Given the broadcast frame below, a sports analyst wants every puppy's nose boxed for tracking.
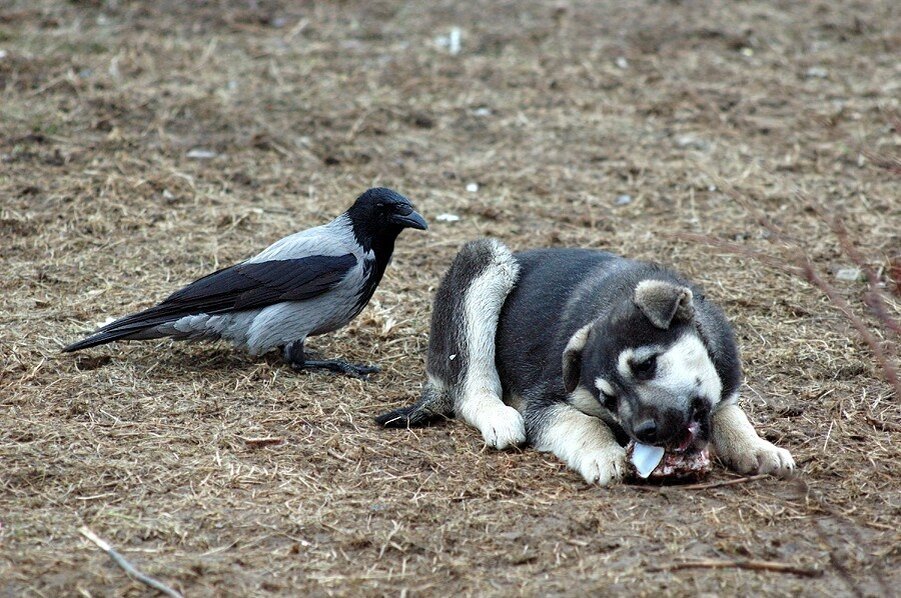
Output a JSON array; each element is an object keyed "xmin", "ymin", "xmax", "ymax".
[{"xmin": 634, "ymin": 419, "xmax": 658, "ymax": 444}]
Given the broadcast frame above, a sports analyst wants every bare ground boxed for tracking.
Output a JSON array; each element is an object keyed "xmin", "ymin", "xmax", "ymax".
[{"xmin": 1, "ymin": 0, "xmax": 899, "ymax": 596}]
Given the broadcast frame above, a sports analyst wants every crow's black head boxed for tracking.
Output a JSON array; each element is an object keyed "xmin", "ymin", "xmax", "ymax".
[{"xmin": 346, "ymin": 187, "xmax": 427, "ymax": 250}]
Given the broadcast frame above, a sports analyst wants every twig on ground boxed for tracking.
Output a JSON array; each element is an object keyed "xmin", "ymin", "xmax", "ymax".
[
  {"xmin": 865, "ymin": 415, "xmax": 901, "ymax": 433},
  {"xmin": 632, "ymin": 474, "xmax": 768, "ymax": 492},
  {"xmin": 798, "ymin": 260, "xmax": 900, "ymax": 396},
  {"xmin": 240, "ymin": 436, "xmax": 285, "ymax": 447},
  {"xmin": 78, "ymin": 527, "xmax": 183, "ymax": 598},
  {"xmin": 675, "ymin": 474, "xmax": 768, "ymax": 491},
  {"xmin": 795, "ymin": 480, "xmax": 891, "ymax": 598},
  {"xmin": 812, "ymin": 199, "xmax": 901, "ymax": 339},
  {"xmin": 679, "ymin": 177, "xmax": 901, "ymax": 398},
  {"xmin": 860, "ymin": 149, "xmax": 901, "ymax": 175},
  {"xmin": 651, "ymin": 558, "xmax": 822, "ymax": 577},
  {"xmin": 676, "ymin": 232, "xmax": 800, "ymax": 272}
]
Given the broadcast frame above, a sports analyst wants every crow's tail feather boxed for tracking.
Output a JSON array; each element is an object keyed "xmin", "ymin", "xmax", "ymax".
[
  {"xmin": 61, "ymin": 323, "xmax": 170, "ymax": 352},
  {"xmin": 61, "ymin": 306, "xmax": 178, "ymax": 353},
  {"xmin": 63, "ymin": 329, "xmax": 143, "ymax": 352}
]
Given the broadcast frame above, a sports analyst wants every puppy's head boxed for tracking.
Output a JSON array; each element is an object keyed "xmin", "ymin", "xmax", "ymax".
[{"xmin": 563, "ymin": 280, "xmax": 721, "ymax": 450}]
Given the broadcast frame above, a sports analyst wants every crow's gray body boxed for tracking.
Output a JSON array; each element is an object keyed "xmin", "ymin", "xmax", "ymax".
[
  {"xmin": 64, "ymin": 188, "xmax": 427, "ymax": 376},
  {"xmin": 123, "ymin": 216, "xmax": 373, "ymax": 355}
]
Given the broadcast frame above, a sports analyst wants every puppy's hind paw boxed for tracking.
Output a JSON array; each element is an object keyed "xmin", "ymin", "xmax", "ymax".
[
  {"xmin": 575, "ymin": 445, "xmax": 627, "ymax": 486},
  {"xmin": 479, "ymin": 404, "xmax": 526, "ymax": 450}
]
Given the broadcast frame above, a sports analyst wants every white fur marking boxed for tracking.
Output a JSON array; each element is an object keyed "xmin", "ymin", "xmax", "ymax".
[
  {"xmin": 565, "ymin": 324, "xmax": 592, "ymax": 355},
  {"xmin": 533, "ymin": 404, "xmax": 626, "ymax": 486},
  {"xmin": 455, "ymin": 241, "xmax": 524, "ymax": 449},
  {"xmin": 651, "ymin": 334, "xmax": 722, "ymax": 407},
  {"xmin": 616, "ymin": 346, "xmax": 658, "ymax": 380},
  {"xmin": 617, "ymin": 348, "xmax": 635, "ymax": 379},
  {"xmin": 594, "ymin": 377, "xmax": 615, "ymax": 397}
]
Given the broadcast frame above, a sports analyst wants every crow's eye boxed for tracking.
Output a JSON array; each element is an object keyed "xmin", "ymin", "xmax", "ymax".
[
  {"xmin": 631, "ymin": 354, "xmax": 657, "ymax": 380},
  {"xmin": 600, "ymin": 390, "xmax": 618, "ymax": 411}
]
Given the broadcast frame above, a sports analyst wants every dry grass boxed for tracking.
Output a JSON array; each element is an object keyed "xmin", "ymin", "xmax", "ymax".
[{"xmin": 1, "ymin": 0, "xmax": 898, "ymax": 595}]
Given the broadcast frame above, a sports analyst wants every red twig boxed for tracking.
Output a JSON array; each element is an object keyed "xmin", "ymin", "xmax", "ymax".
[
  {"xmin": 690, "ymin": 176, "xmax": 900, "ymax": 398},
  {"xmin": 798, "ymin": 260, "xmax": 900, "ymax": 396}
]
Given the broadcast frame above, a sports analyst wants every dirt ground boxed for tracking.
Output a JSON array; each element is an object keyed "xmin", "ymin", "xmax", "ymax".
[{"xmin": 1, "ymin": 0, "xmax": 898, "ymax": 595}]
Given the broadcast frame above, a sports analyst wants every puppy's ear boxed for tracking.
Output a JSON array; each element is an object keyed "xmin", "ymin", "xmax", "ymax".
[
  {"xmin": 634, "ymin": 280, "xmax": 694, "ymax": 329},
  {"xmin": 562, "ymin": 324, "xmax": 592, "ymax": 394}
]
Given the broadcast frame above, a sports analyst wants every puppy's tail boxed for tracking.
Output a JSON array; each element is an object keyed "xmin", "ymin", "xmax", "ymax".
[
  {"xmin": 375, "ymin": 382, "xmax": 452, "ymax": 428},
  {"xmin": 375, "ymin": 238, "xmax": 519, "ymax": 428}
]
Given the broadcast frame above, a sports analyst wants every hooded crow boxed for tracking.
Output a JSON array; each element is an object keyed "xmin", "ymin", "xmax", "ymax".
[{"xmin": 62, "ymin": 187, "xmax": 428, "ymax": 377}]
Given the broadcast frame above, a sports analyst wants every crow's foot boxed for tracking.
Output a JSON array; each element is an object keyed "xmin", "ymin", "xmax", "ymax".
[{"xmin": 294, "ymin": 359, "xmax": 380, "ymax": 379}]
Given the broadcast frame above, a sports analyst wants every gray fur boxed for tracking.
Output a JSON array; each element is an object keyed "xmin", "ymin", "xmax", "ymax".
[
  {"xmin": 377, "ymin": 239, "xmax": 795, "ymax": 484},
  {"xmin": 376, "ymin": 238, "xmax": 519, "ymax": 431},
  {"xmin": 633, "ymin": 280, "xmax": 695, "ymax": 330}
]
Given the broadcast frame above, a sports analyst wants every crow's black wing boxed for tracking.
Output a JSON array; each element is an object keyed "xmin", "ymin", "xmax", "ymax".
[
  {"xmin": 62, "ymin": 254, "xmax": 357, "ymax": 351},
  {"xmin": 165, "ymin": 253, "xmax": 357, "ymax": 312}
]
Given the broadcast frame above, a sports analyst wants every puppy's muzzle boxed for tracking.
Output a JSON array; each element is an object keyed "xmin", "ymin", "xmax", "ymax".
[{"xmin": 631, "ymin": 395, "xmax": 711, "ymax": 450}]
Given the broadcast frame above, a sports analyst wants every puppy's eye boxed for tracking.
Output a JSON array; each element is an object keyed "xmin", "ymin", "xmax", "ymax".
[{"xmin": 631, "ymin": 355, "xmax": 657, "ymax": 380}]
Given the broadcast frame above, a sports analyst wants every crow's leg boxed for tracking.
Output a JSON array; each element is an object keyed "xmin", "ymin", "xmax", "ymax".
[{"xmin": 282, "ymin": 341, "xmax": 379, "ymax": 378}]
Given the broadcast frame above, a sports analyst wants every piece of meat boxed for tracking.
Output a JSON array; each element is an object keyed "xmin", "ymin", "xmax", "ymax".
[{"xmin": 626, "ymin": 441, "xmax": 712, "ymax": 482}]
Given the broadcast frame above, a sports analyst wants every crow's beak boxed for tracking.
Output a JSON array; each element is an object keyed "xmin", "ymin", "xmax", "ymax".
[{"xmin": 391, "ymin": 209, "xmax": 428, "ymax": 230}]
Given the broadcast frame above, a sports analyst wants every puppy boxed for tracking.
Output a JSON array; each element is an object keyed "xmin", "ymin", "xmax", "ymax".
[{"xmin": 377, "ymin": 239, "xmax": 795, "ymax": 485}]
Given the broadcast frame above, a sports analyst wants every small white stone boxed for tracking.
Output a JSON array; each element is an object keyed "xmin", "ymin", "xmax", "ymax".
[
  {"xmin": 436, "ymin": 213, "xmax": 461, "ymax": 222},
  {"xmin": 835, "ymin": 267, "xmax": 861, "ymax": 282},
  {"xmin": 473, "ymin": 107, "xmax": 492, "ymax": 117},
  {"xmin": 448, "ymin": 27, "xmax": 462, "ymax": 55},
  {"xmin": 187, "ymin": 148, "xmax": 217, "ymax": 160},
  {"xmin": 805, "ymin": 67, "xmax": 828, "ymax": 79},
  {"xmin": 108, "ymin": 56, "xmax": 121, "ymax": 78},
  {"xmin": 615, "ymin": 56, "xmax": 629, "ymax": 69},
  {"xmin": 466, "ymin": 182, "xmax": 479, "ymax": 193},
  {"xmin": 615, "ymin": 194, "xmax": 632, "ymax": 206},
  {"xmin": 676, "ymin": 135, "xmax": 709, "ymax": 150},
  {"xmin": 435, "ymin": 27, "xmax": 463, "ymax": 55}
]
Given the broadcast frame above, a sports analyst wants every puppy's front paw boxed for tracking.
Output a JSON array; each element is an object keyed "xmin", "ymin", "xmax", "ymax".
[
  {"xmin": 712, "ymin": 404, "xmax": 796, "ymax": 480},
  {"xmin": 574, "ymin": 445, "xmax": 627, "ymax": 486},
  {"xmin": 725, "ymin": 440, "xmax": 796, "ymax": 479},
  {"xmin": 479, "ymin": 404, "xmax": 526, "ymax": 450}
]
